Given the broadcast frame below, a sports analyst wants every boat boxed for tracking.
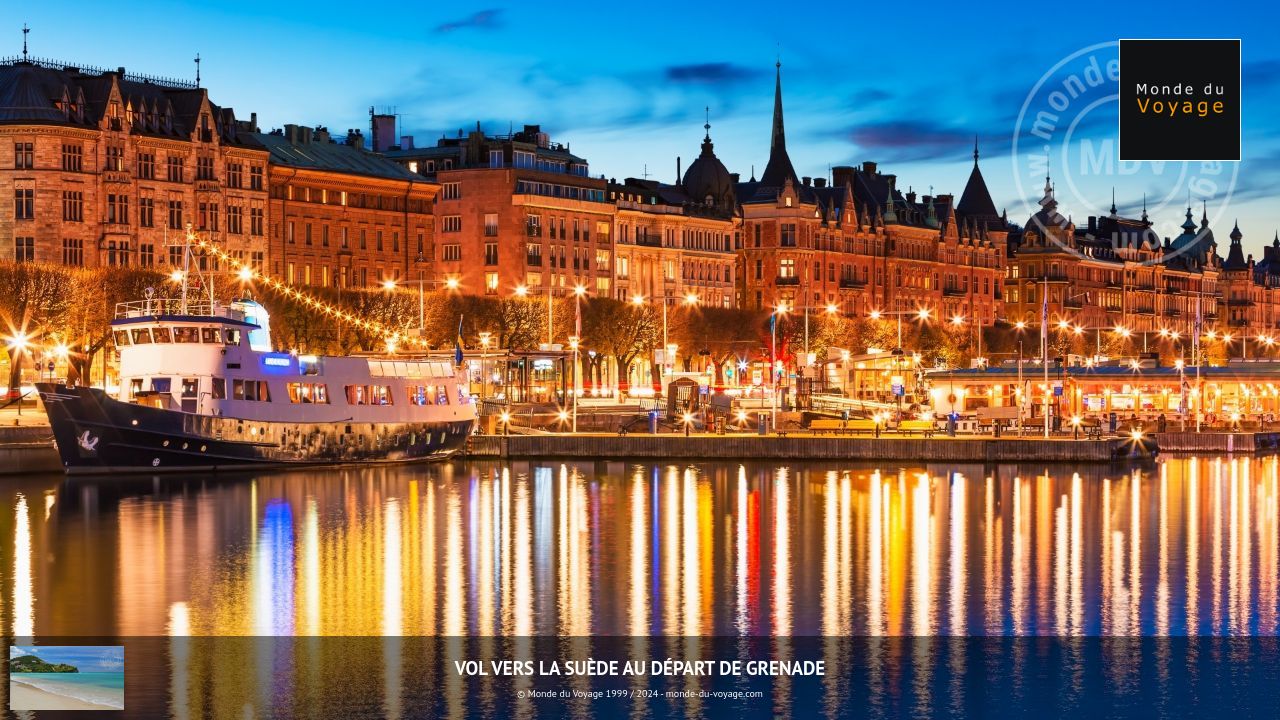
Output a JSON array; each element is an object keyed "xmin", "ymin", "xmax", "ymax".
[{"xmin": 37, "ymin": 255, "xmax": 475, "ymax": 474}]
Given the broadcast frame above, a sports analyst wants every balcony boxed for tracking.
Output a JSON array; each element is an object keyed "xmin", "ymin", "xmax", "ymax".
[
  {"xmin": 1164, "ymin": 308, "xmax": 1181, "ymax": 317},
  {"xmin": 526, "ymin": 225, "xmax": 542, "ymax": 237},
  {"xmin": 526, "ymin": 256, "xmax": 542, "ymax": 267},
  {"xmin": 636, "ymin": 236, "xmax": 662, "ymax": 248},
  {"xmin": 1135, "ymin": 307, "xmax": 1155, "ymax": 315},
  {"xmin": 103, "ymin": 170, "xmax": 130, "ymax": 184},
  {"xmin": 942, "ymin": 287, "xmax": 966, "ymax": 297},
  {"xmin": 838, "ymin": 277, "xmax": 866, "ymax": 289},
  {"xmin": 196, "ymin": 180, "xmax": 220, "ymax": 193},
  {"xmin": 776, "ymin": 276, "xmax": 800, "ymax": 286},
  {"xmin": 1228, "ymin": 298, "xmax": 1254, "ymax": 307}
]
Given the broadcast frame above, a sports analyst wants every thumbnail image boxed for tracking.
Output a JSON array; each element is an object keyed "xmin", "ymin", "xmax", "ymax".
[{"xmin": 8, "ymin": 645, "xmax": 124, "ymax": 711}]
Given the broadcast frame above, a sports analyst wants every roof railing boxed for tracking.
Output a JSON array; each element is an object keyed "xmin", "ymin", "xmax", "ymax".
[{"xmin": 0, "ymin": 56, "xmax": 198, "ymax": 89}]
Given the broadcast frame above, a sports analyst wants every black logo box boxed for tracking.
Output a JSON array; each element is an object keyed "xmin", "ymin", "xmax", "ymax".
[{"xmin": 1119, "ymin": 39, "xmax": 1240, "ymax": 161}]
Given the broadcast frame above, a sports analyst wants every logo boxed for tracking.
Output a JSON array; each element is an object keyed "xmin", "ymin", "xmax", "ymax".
[
  {"xmin": 76, "ymin": 430, "xmax": 99, "ymax": 453},
  {"xmin": 1119, "ymin": 39, "xmax": 1241, "ymax": 161},
  {"xmin": 1012, "ymin": 41, "xmax": 1239, "ymax": 267}
]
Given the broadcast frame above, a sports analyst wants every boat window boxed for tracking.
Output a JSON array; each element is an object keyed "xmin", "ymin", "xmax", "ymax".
[
  {"xmin": 232, "ymin": 379, "xmax": 271, "ymax": 402},
  {"xmin": 128, "ymin": 378, "xmax": 143, "ymax": 399},
  {"xmin": 212, "ymin": 378, "xmax": 226, "ymax": 400},
  {"xmin": 131, "ymin": 328, "xmax": 153, "ymax": 344},
  {"xmin": 287, "ymin": 382, "xmax": 329, "ymax": 404},
  {"xmin": 174, "ymin": 327, "xmax": 199, "ymax": 343},
  {"xmin": 298, "ymin": 356, "xmax": 319, "ymax": 375},
  {"xmin": 152, "ymin": 327, "xmax": 173, "ymax": 343},
  {"xmin": 457, "ymin": 386, "xmax": 470, "ymax": 405},
  {"xmin": 181, "ymin": 378, "xmax": 199, "ymax": 398},
  {"xmin": 436, "ymin": 385, "xmax": 449, "ymax": 405},
  {"xmin": 152, "ymin": 377, "xmax": 172, "ymax": 393},
  {"xmin": 345, "ymin": 384, "xmax": 393, "ymax": 405},
  {"xmin": 113, "ymin": 330, "xmax": 131, "ymax": 347},
  {"xmin": 201, "ymin": 327, "xmax": 221, "ymax": 343},
  {"xmin": 407, "ymin": 385, "xmax": 430, "ymax": 406},
  {"xmin": 224, "ymin": 329, "xmax": 241, "ymax": 346}
]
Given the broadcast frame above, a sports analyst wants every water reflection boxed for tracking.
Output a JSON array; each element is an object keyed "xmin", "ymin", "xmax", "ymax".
[{"xmin": 4, "ymin": 457, "xmax": 1280, "ymax": 640}]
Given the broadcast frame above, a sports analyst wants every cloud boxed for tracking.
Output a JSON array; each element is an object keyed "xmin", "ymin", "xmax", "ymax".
[
  {"xmin": 847, "ymin": 120, "xmax": 985, "ymax": 162},
  {"xmin": 664, "ymin": 63, "xmax": 762, "ymax": 85},
  {"xmin": 435, "ymin": 9, "xmax": 503, "ymax": 33},
  {"xmin": 849, "ymin": 88, "xmax": 891, "ymax": 106},
  {"xmin": 1244, "ymin": 60, "xmax": 1280, "ymax": 89},
  {"xmin": 9, "ymin": 647, "xmax": 33, "ymax": 659}
]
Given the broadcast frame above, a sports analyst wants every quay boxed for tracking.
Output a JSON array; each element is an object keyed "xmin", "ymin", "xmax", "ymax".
[{"xmin": 466, "ymin": 433, "xmax": 1144, "ymax": 463}]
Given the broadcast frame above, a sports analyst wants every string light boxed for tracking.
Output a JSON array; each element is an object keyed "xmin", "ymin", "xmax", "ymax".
[{"xmin": 192, "ymin": 238, "xmax": 436, "ymax": 350}]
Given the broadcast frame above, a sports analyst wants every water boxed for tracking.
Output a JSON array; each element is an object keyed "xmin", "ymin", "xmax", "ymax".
[
  {"xmin": 9, "ymin": 672, "xmax": 125, "ymax": 709},
  {"xmin": 4, "ymin": 456, "xmax": 1280, "ymax": 718}
]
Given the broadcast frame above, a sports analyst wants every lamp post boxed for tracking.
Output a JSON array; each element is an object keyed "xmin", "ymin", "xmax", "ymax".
[
  {"xmin": 771, "ymin": 302, "xmax": 788, "ymax": 418},
  {"xmin": 478, "ymin": 331, "xmax": 492, "ymax": 405},
  {"xmin": 868, "ymin": 307, "xmax": 931, "ymax": 355},
  {"xmin": 569, "ymin": 335, "xmax": 580, "ymax": 433},
  {"xmin": 570, "ymin": 285, "xmax": 586, "ymax": 433}
]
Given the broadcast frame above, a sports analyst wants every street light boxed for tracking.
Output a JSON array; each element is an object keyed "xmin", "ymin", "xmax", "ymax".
[
  {"xmin": 478, "ymin": 331, "xmax": 492, "ymax": 405},
  {"xmin": 771, "ymin": 302, "xmax": 789, "ymax": 419},
  {"xmin": 382, "ymin": 279, "xmax": 397, "ymax": 291},
  {"xmin": 237, "ymin": 266, "xmax": 254, "ymax": 282},
  {"xmin": 569, "ymin": 334, "xmax": 580, "ymax": 433}
]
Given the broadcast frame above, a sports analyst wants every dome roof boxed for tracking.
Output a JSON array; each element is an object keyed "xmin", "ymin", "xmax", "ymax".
[{"xmin": 682, "ymin": 126, "xmax": 734, "ymax": 210}]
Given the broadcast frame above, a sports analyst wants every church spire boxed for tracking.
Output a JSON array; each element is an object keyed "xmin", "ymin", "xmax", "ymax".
[
  {"xmin": 957, "ymin": 136, "xmax": 999, "ymax": 222},
  {"xmin": 1109, "ymin": 188, "xmax": 1117, "ymax": 217},
  {"xmin": 759, "ymin": 60, "xmax": 798, "ymax": 188}
]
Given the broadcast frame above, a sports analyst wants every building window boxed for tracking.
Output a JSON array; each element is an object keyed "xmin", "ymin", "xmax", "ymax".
[
  {"xmin": 615, "ymin": 256, "xmax": 628, "ymax": 279},
  {"xmin": 137, "ymin": 153, "xmax": 155, "ymax": 180},
  {"xmin": 60, "ymin": 143, "xmax": 83, "ymax": 172},
  {"xmin": 62, "ymin": 191, "xmax": 84, "ymax": 222},
  {"xmin": 781, "ymin": 223, "xmax": 797, "ymax": 247},
  {"xmin": 489, "ymin": 150, "xmax": 503, "ymax": 168},
  {"xmin": 196, "ymin": 154, "xmax": 214, "ymax": 181},
  {"xmin": 168, "ymin": 200, "xmax": 184, "ymax": 229},
  {"xmin": 484, "ymin": 242, "xmax": 498, "ymax": 265},
  {"xmin": 14, "ymin": 237, "xmax": 34, "ymax": 262},
  {"xmin": 107, "ymin": 193, "xmax": 129, "ymax": 224},
  {"xmin": 596, "ymin": 249, "xmax": 610, "ymax": 270},
  {"xmin": 305, "ymin": 223, "xmax": 313, "ymax": 246},
  {"xmin": 14, "ymin": 142, "xmax": 33, "ymax": 169},
  {"xmin": 442, "ymin": 182, "xmax": 461, "ymax": 200},
  {"xmin": 249, "ymin": 165, "xmax": 264, "ymax": 190},
  {"xmin": 287, "ymin": 221, "xmax": 295, "ymax": 244},
  {"xmin": 527, "ymin": 243, "xmax": 542, "ymax": 266},
  {"xmin": 484, "ymin": 213, "xmax": 498, "ymax": 237},
  {"xmin": 443, "ymin": 244, "xmax": 461, "ymax": 262},
  {"xmin": 166, "ymin": 155, "xmax": 184, "ymax": 182},
  {"xmin": 169, "ymin": 246, "xmax": 183, "ymax": 266},
  {"xmin": 376, "ymin": 230, "xmax": 384, "ymax": 251},
  {"xmin": 106, "ymin": 240, "xmax": 131, "ymax": 267},
  {"xmin": 139, "ymin": 244, "xmax": 155, "ymax": 267},
  {"xmin": 779, "ymin": 258, "xmax": 795, "ymax": 278},
  {"xmin": 61, "ymin": 238, "xmax": 84, "ymax": 266},
  {"xmin": 342, "ymin": 227, "xmax": 350, "ymax": 249},
  {"xmin": 14, "ymin": 188, "xmax": 33, "ymax": 220},
  {"xmin": 755, "ymin": 259, "xmax": 763, "ymax": 280},
  {"xmin": 442, "ymin": 216, "xmax": 462, "ymax": 233},
  {"xmin": 227, "ymin": 206, "xmax": 243, "ymax": 234},
  {"xmin": 227, "ymin": 163, "xmax": 242, "ymax": 188},
  {"xmin": 105, "ymin": 144, "xmax": 124, "ymax": 172},
  {"xmin": 485, "ymin": 272, "xmax": 498, "ymax": 294},
  {"xmin": 250, "ymin": 206, "xmax": 264, "ymax": 236},
  {"xmin": 322, "ymin": 225, "xmax": 329, "ymax": 247}
]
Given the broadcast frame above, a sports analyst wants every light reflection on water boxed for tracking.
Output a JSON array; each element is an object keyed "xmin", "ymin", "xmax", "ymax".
[{"xmin": 4, "ymin": 456, "xmax": 1280, "ymax": 639}]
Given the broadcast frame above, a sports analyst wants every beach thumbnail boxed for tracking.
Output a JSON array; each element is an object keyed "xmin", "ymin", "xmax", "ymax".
[{"xmin": 9, "ymin": 645, "xmax": 124, "ymax": 711}]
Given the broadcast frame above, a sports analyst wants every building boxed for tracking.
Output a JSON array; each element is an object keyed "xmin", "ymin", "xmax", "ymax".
[
  {"xmin": 0, "ymin": 56, "xmax": 269, "ymax": 269},
  {"xmin": 249, "ymin": 124, "xmax": 437, "ymax": 290},
  {"xmin": 608, "ymin": 117, "xmax": 741, "ymax": 309},
  {"xmin": 384, "ymin": 124, "xmax": 612, "ymax": 298},
  {"xmin": 734, "ymin": 64, "xmax": 1008, "ymax": 330}
]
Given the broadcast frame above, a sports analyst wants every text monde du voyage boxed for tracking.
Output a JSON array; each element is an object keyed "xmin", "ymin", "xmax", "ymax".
[
  {"xmin": 453, "ymin": 658, "xmax": 825, "ymax": 677},
  {"xmin": 1134, "ymin": 82, "xmax": 1228, "ymax": 118}
]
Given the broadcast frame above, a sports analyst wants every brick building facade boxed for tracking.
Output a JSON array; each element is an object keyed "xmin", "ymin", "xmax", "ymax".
[{"xmin": 0, "ymin": 58, "xmax": 268, "ymax": 269}]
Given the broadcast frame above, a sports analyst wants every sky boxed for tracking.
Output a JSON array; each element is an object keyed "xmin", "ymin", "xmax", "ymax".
[
  {"xmin": 10, "ymin": 645, "xmax": 124, "ymax": 672},
  {"xmin": 13, "ymin": 1, "xmax": 1280, "ymax": 255}
]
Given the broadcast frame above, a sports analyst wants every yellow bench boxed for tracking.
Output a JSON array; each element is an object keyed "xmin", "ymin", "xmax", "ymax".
[
  {"xmin": 808, "ymin": 418, "xmax": 880, "ymax": 435},
  {"xmin": 897, "ymin": 419, "xmax": 936, "ymax": 437}
]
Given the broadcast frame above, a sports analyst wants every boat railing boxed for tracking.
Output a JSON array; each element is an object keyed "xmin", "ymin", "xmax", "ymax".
[{"xmin": 115, "ymin": 299, "xmax": 245, "ymax": 321}]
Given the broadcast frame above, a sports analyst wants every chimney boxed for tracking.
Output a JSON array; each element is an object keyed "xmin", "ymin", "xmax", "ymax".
[
  {"xmin": 814, "ymin": 178, "xmax": 827, "ymax": 188},
  {"xmin": 250, "ymin": 112, "xmax": 258, "ymax": 132},
  {"xmin": 117, "ymin": 66, "xmax": 126, "ymax": 75},
  {"xmin": 371, "ymin": 112, "xmax": 396, "ymax": 152},
  {"xmin": 676, "ymin": 156, "xmax": 681, "ymax": 185},
  {"xmin": 283, "ymin": 123, "xmax": 300, "ymax": 143},
  {"xmin": 802, "ymin": 176, "xmax": 811, "ymax": 187},
  {"xmin": 863, "ymin": 161, "xmax": 878, "ymax": 175},
  {"xmin": 313, "ymin": 126, "xmax": 330, "ymax": 143},
  {"xmin": 832, "ymin": 166, "xmax": 854, "ymax": 188},
  {"xmin": 346, "ymin": 128, "xmax": 364, "ymax": 148},
  {"xmin": 1088, "ymin": 216, "xmax": 1097, "ymax": 233},
  {"xmin": 730, "ymin": 173, "xmax": 740, "ymax": 183},
  {"xmin": 906, "ymin": 189, "xmax": 917, "ymax": 204},
  {"xmin": 400, "ymin": 135, "xmax": 414, "ymax": 150}
]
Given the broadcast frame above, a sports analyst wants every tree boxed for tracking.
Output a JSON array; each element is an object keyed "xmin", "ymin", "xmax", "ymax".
[
  {"xmin": 581, "ymin": 297, "xmax": 658, "ymax": 391},
  {"xmin": 63, "ymin": 267, "xmax": 167, "ymax": 385},
  {"xmin": 0, "ymin": 263, "xmax": 74, "ymax": 392}
]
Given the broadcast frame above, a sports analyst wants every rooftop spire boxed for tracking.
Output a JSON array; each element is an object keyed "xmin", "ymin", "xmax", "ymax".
[
  {"xmin": 1109, "ymin": 188, "xmax": 1117, "ymax": 216},
  {"xmin": 1037, "ymin": 170, "xmax": 1057, "ymax": 213},
  {"xmin": 759, "ymin": 60, "xmax": 798, "ymax": 188},
  {"xmin": 703, "ymin": 105, "xmax": 710, "ymax": 140},
  {"xmin": 957, "ymin": 136, "xmax": 999, "ymax": 221},
  {"xmin": 22, "ymin": 23, "xmax": 28, "ymax": 61},
  {"xmin": 194, "ymin": 52, "xmax": 201, "ymax": 88},
  {"xmin": 1141, "ymin": 193, "xmax": 1148, "ymax": 223},
  {"xmin": 973, "ymin": 136, "xmax": 979, "ymax": 165}
]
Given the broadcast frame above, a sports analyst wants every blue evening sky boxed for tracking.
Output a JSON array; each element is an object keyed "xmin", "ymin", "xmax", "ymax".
[
  {"xmin": 13, "ymin": 1, "xmax": 1280, "ymax": 254},
  {"xmin": 10, "ymin": 645, "xmax": 124, "ymax": 672}
]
